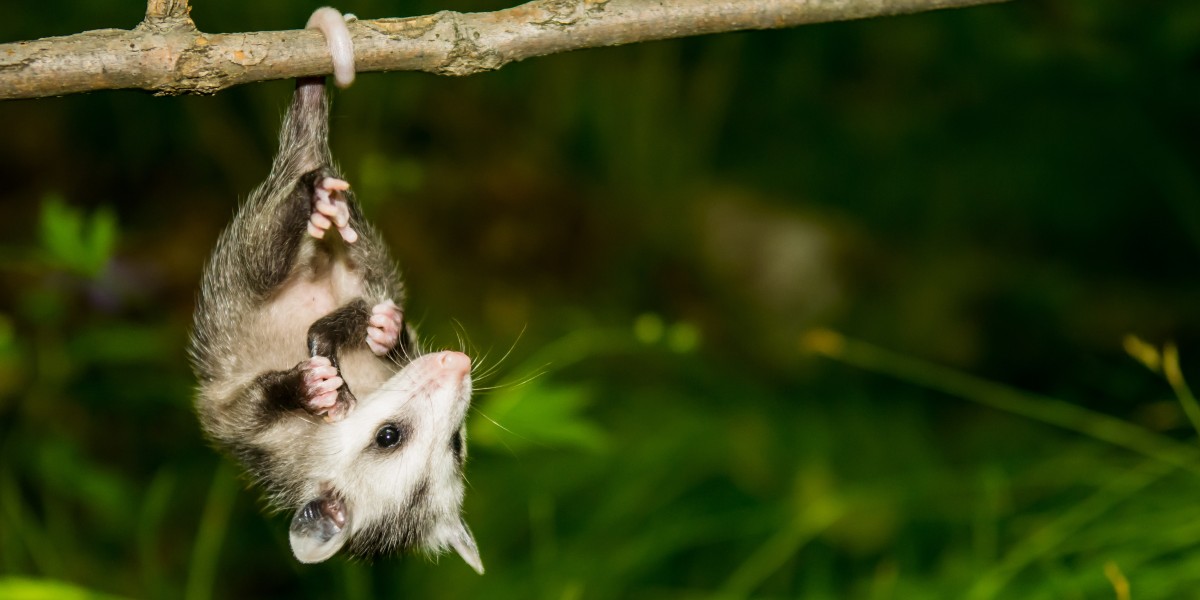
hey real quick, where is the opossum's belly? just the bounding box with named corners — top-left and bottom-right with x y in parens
top-left (270, 280), bottom-right (343, 339)
top-left (252, 267), bottom-right (395, 396)
top-left (258, 264), bottom-right (364, 366)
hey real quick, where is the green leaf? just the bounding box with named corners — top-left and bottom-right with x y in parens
top-left (39, 195), bottom-right (83, 269)
top-left (0, 577), bottom-right (130, 600)
top-left (471, 380), bottom-right (608, 454)
top-left (38, 195), bottom-right (118, 277)
top-left (85, 206), bottom-right (118, 274)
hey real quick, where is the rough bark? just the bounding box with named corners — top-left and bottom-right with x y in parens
top-left (0, 0), bottom-right (1007, 101)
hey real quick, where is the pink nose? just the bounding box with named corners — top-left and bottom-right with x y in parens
top-left (436, 351), bottom-right (471, 375)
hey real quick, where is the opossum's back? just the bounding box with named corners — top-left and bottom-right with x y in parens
top-left (189, 223), bottom-right (278, 383)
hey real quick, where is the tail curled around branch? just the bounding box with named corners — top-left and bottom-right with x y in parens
top-left (307, 7), bottom-right (356, 89)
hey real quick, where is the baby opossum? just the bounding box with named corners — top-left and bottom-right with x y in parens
top-left (187, 7), bottom-right (482, 572)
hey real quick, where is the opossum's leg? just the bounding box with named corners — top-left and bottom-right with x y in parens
top-left (306, 176), bottom-right (359, 243)
top-left (307, 299), bottom-right (371, 360)
top-left (309, 298), bottom-right (411, 360)
top-left (246, 358), bottom-right (346, 422)
top-left (366, 300), bottom-right (405, 357)
top-left (234, 170), bottom-right (346, 299)
top-left (305, 299), bottom-right (371, 416)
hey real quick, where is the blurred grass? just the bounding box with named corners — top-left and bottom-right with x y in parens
top-left (2, 0), bottom-right (1200, 598)
top-left (0, 577), bottom-right (130, 600)
top-left (807, 329), bottom-right (1200, 599)
top-left (183, 463), bottom-right (237, 600)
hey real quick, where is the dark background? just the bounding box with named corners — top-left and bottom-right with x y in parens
top-left (2, 0), bottom-right (1199, 598)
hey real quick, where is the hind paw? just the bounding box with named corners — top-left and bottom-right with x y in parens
top-left (307, 177), bottom-right (359, 244)
top-left (366, 300), bottom-right (403, 356)
top-left (299, 356), bottom-right (352, 421)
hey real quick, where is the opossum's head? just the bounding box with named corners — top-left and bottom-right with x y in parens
top-left (289, 351), bottom-right (482, 573)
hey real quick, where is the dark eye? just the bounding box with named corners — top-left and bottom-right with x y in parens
top-left (375, 424), bottom-right (402, 448)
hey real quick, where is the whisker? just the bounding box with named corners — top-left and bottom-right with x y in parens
top-left (470, 408), bottom-right (532, 452)
top-left (470, 368), bottom-right (547, 392)
top-left (449, 318), bottom-right (470, 356)
top-left (497, 365), bottom-right (550, 391)
top-left (472, 325), bottom-right (527, 383)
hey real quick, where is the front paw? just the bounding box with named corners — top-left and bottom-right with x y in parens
top-left (366, 300), bottom-right (404, 356)
top-left (299, 356), bottom-right (353, 422)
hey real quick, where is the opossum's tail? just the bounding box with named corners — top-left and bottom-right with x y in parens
top-left (272, 78), bottom-right (333, 181)
top-left (271, 6), bottom-right (356, 184)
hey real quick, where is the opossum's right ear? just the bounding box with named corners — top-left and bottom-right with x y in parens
top-left (289, 493), bottom-right (350, 563)
top-left (447, 518), bottom-right (484, 575)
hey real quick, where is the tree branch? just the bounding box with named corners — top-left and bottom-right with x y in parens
top-left (1, 0), bottom-right (1006, 101)
top-left (144, 0), bottom-right (193, 22)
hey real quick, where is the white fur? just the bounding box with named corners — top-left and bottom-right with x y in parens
top-left (318, 352), bottom-right (472, 548)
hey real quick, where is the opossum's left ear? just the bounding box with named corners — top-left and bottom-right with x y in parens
top-left (289, 493), bottom-right (350, 563)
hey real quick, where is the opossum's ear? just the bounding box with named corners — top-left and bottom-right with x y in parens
top-left (448, 518), bottom-right (484, 575)
top-left (289, 493), bottom-right (350, 563)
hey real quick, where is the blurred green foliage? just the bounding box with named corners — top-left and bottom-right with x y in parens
top-left (2, 0), bottom-right (1200, 598)
top-left (38, 197), bottom-right (118, 279)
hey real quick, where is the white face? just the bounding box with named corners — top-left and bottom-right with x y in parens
top-left (333, 350), bottom-right (472, 510)
top-left (290, 351), bottom-right (482, 572)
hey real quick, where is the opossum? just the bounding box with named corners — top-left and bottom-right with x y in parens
top-left (187, 7), bottom-right (482, 573)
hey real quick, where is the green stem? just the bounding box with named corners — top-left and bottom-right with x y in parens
top-left (719, 497), bottom-right (843, 598)
top-left (808, 332), bottom-right (1200, 476)
top-left (967, 460), bottom-right (1169, 600)
top-left (805, 331), bottom-right (1200, 598)
top-left (184, 462), bottom-right (238, 600)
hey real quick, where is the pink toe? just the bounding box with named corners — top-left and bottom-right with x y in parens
top-left (311, 213), bottom-right (332, 229)
top-left (316, 200), bottom-right (338, 217)
top-left (314, 376), bottom-right (343, 393)
top-left (304, 366), bottom-right (337, 383)
top-left (310, 391), bottom-right (337, 408)
top-left (339, 226), bottom-right (359, 244)
top-left (333, 203), bottom-right (350, 228)
top-left (307, 222), bottom-right (325, 239)
top-left (322, 177), bottom-right (350, 191)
